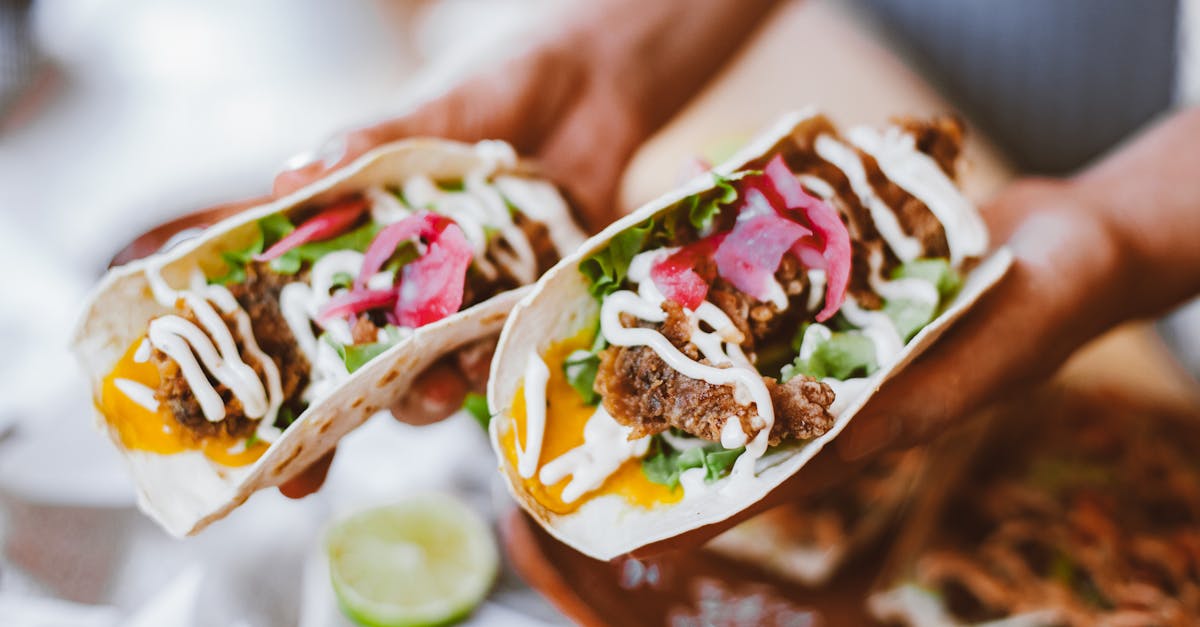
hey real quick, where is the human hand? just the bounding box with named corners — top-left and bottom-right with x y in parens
top-left (628, 175), bottom-right (1132, 554)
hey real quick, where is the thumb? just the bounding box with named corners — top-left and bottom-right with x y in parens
top-left (838, 203), bottom-right (1128, 461)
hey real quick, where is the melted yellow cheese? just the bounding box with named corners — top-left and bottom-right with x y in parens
top-left (501, 328), bottom-right (681, 514)
top-left (99, 336), bottom-right (268, 467)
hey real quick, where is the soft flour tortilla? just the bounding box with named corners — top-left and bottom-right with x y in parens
top-left (72, 139), bottom-right (585, 537)
top-left (488, 110), bottom-right (1013, 560)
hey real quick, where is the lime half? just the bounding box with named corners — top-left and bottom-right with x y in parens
top-left (326, 494), bottom-right (500, 627)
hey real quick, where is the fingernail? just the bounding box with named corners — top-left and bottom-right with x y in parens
top-left (280, 133), bottom-right (349, 175)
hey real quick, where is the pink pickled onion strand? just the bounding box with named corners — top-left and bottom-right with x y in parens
top-left (254, 197), bottom-right (367, 262)
top-left (649, 235), bottom-right (724, 310)
top-left (394, 223), bottom-right (474, 327)
top-left (356, 211), bottom-right (451, 291)
top-left (317, 288), bottom-right (397, 322)
top-left (713, 187), bottom-right (812, 304)
top-left (763, 154), bottom-right (852, 321)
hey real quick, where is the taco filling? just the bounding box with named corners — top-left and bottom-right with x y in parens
top-left (100, 146), bottom-right (574, 467)
top-left (499, 117), bottom-right (987, 514)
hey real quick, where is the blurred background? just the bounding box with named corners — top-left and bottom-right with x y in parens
top-left (1, 0), bottom-right (1197, 625)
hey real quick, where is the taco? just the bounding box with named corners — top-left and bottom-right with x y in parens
top-left (869, 391), bottom-right (1200, 626)
top-left (487, 110), bottom-right (1013, 560)
top-left (72, 139), bottom-right (585, 536)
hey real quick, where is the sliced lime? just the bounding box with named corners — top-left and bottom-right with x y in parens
top-left (326, 494), bottom-right (499, 627)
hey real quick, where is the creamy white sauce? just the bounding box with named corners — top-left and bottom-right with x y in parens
top-left (538, 405), bottom-right (651, 503)
top-left (814, 134), bottom-right (923, 262)
top-left (494, 176), bottom-right (586, 255)
top-left (114, 378), bottom-right (159, 413)
top-left (797, 174), bottom-right (836, 200)
top-left (402, 171), bottom-right (538, 285)
top-left (133, 339), bottom-right (151, 363)
top-left (720, 418), bottom-right (749, 448)
top-left (848, 126), bottom-right (988, 265)
top-left (141, 270), bottom-right (283, 434)
top-left (365, 185), bottom-right (410, 224)
top-left (517, 352), bottom-right (550, 479)
top-left (866, 247), bottom-right (939, 306)
top-left (805, 269), bottom-right (827, 313)
top-left (839, 297), bottom-right (904, 367)
top-left (597, 249), bottom-right (776, 481)
top-left (798, 324), bottom-right (833, 360)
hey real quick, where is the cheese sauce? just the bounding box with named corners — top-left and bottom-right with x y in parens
top-left (98, 335), bottom-right (268, 466)
top-left (501, 328), bottom-right (681, 514)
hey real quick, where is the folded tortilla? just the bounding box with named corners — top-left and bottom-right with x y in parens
top-left (706, 447), bottom-right (928, 585)
top-left (869, 390), bottom-right (1200, 626)
top-left (487, 109), bottom-right (1012, 560)
top-left (72, 139), bottom-right (585, 536)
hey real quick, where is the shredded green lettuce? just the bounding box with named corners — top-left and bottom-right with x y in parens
top-left (269, 222), bottom-right (381, 275)
top-left (562, 326), bottom-right (607, 405)
top-left (324, 326), bottom-right (407, 374)
top-left (462, 392), bottom-right (491, 430)
top-left (882, 258), bottom-right (964, 342)
top-left (642, 434), bottom-right (744, 490)
top-left (892, 258), bottom-right (962, 302)
top-left (579, 219), bottom-right (655, 299)
top-left (209, 213), bottom-right (377, 282)
top-left (782, 331), bottom-right (878, 382)
top-left (884, 298), bottom-right (938, 343)
top-left (578, 170), bottom-right (762, 299)
top-left (209, 215), bottom-right (293, 285)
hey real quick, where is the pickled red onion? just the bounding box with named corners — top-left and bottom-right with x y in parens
top-left (713, 188), bottom-right (812, 305)
top-left (649, 235), bottom-right (724, 310)
top-left (357, 211), bottom-right (452, 291)
top-left (317, 289), bottom-right (397, 321)
top-left (254, 197), bottom-right (367, 262)
top-left (394, 223), bottom-right (474, 327)
top-left (763, 154), bottom-right (851, 321)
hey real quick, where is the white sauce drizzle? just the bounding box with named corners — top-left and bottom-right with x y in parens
top-left (143, 274), bottom-right (280, 433)
top-left (114, 378), bottom-right (159, 413)
top-left (848, 126), bottom-right (988, 264)
top-left (365, 185), bottom-right (410, 224)
top-left (402, 171), bottom-right (539, 285)
top-left (133, 339), bottom-right (151, 363)
top-left (814, 134), bottom-right (923, 262)
top-left (595, 249), bottom-right (776, 480)
top-left (866, 247), bottom-right (939, 306)
top-left (517, 353), bottom-right (550, 479)
top-left (538, 405), bottom-right (651, 504)
top-left (806, 269), bottom-right (827, 312)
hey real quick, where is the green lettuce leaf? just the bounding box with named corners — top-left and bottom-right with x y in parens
top-left (579, 219), bottom-right (654, 299)
top-left (324, 326), bottom-right (406, 374)
top-left (462, 392), bottom-right (491, 429)
top-left (209, 214), bottom-right (293, 285)
top-left (782, 331), bottom-right (878, 381)
top-left (891, 258), bottom-right (962, 302)
top-left (884, 298), bottom-right (938, 343)
top-left (562, 327), bottom-right (607, 405)
top-left (269, 222), bottom-right (381, 275)
top-left (882, 258), bottom-right (964, 342)
top-left (641, 435), bottom-right (745, 490)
